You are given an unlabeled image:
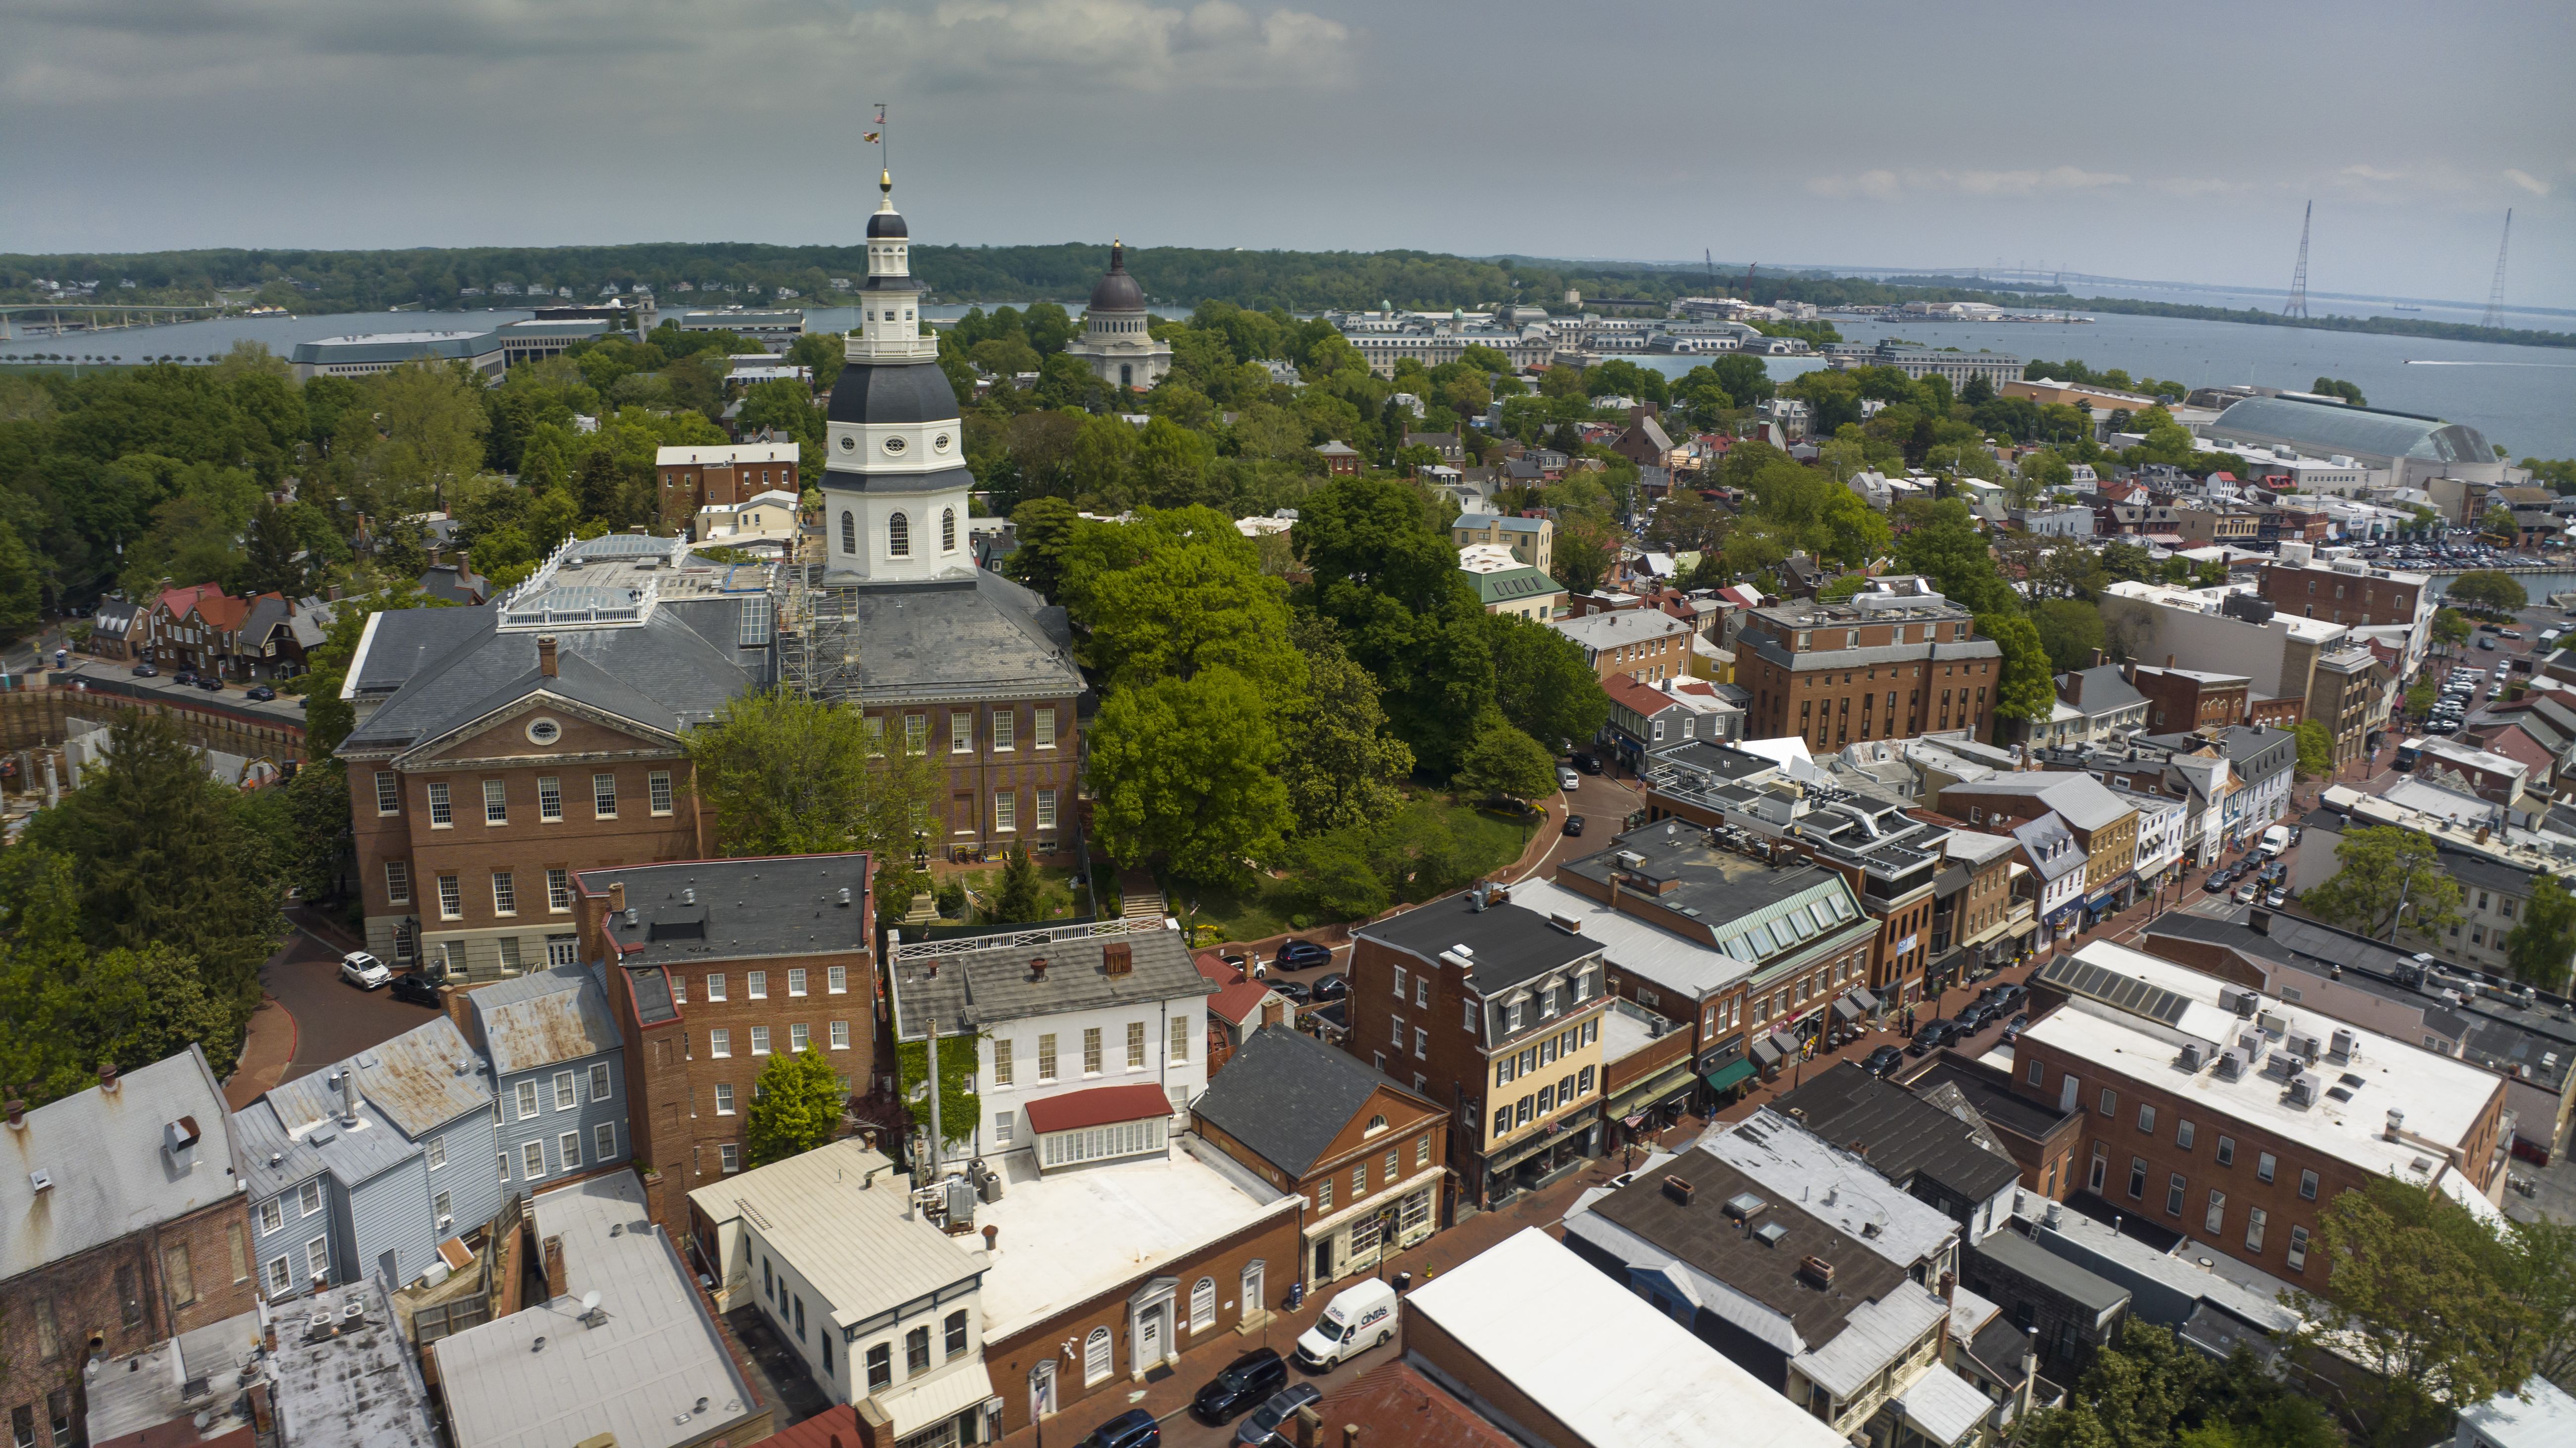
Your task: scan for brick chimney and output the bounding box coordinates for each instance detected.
[609,881,627,914]
[537,635,559,678]
[542,1234,567,1299]
[441,984,482,1050]
[97,1062,119,1094]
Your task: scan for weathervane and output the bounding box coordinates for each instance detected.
[866,103,890,192]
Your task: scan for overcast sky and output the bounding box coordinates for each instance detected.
[6,0,2570,307]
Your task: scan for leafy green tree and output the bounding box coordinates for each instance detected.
[1057,507,1302,696]
[1293,476,1498,775]
[1284,828,1394,921]
[2479,505,2521,546]
[2033,598,2108,672]
[2405,676,2436,715]
[2432,607,2474,650]
[745,1047,849,1166]
[2301,1175,2536,1445]
[25,712,285,1019]
[2294,719,2335,779]
[2503,872,2576,991]
[684,690,947,926]
[1484,613,1611,751]
[2449,571,2528,612]
[1892,498,2018,614]
[1979,610,2058,727]
[2310,377,2367,406]
[1088,668,1294,886]
[1452,714,1557,803]
[0,520,41,639]
[1645,491,1727,554]
[1281,624,1412,837]
[1003,497,1080,600]
[991,843,1044,924]
[2303,826,2463,943]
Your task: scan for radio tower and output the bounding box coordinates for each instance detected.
[2282,201,2311,318]
[2480,209,2513,329]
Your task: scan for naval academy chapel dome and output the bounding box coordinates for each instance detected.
[1087,241,1148,314]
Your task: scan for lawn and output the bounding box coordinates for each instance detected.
[938,861,1089,923]
[1171,793,1540,947]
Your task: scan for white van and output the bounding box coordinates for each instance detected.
[1292,1280,1398,1370]
[2259,825,2292,857]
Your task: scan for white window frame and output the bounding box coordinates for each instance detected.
[385,861,411,906]
[587,1062,610,1101]
[483,779,508,825]
[748,970,767,999]
[1035,707,1057,749]
[827,965,848,994]
[558,1131,582,1170]
[374,772,400,815]
[1036,789,1058,830]
[427,781,451,827]
[830,1020,850,1050]
[649,770,673,816]
[515,1080,540,1117]
[521,1141,545,1179]
[537,775,562,821]
[436,874,462,920]
[706,973,727,1002]
[304,1235,330,1284]
[591,772,617,819]
[709,1027,731,1058]
[492,871,517,915]
[260,1197,284,1233]
[720,1142,741,1173]
[751,1025,771,1056]
[788,967,807,997]
[790,1023,810,1052]
[714,1082,736,1115]
[552,1071,576,1110]
[426,1135,447,1171]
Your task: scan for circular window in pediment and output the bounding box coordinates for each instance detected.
[526,717,562,746]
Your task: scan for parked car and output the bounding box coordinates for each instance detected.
[1292,1280,1398,1371]
[2266,888,2288,908]
[1573,753,1604,775]
[1982,982,2029,1012]
[173,669,196,685]
[1905,1021,1958,1057]
[246,684,277,701]
[1955,1003,1996,1034]
[2480,637,2499,650]
[1233,1384,1325,1448]
[388,972,442,1007]
[1862,1044,1905,1078]
[1563,814,1586,836]
[1191,1348,1288,1425]
[1078,1409,1161,1448]
[1275,939,1334,971]
[1268,979,1313,1004]
[2000,1012,2030,1043]
[1558,767,1581,791]
[1308,972,1349,1002]
[195,674,224,690]
[2234,883,2261,904]
[2205,873,2234,893]
[130,663,158,677]
[339,951,393,989]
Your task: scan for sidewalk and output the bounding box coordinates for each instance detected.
[986,1153,1626,1448]
[223,994,296,1111]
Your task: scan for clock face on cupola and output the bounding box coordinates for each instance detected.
[818,169,974,583]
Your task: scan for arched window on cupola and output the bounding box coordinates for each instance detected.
[840,511,856,555]
[887,512,911,557]
[942,508,956,553]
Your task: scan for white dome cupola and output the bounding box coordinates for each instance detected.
[820,170,972,584]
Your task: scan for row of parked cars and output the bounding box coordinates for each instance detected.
[1080,1280,1403,1447]
[2210,857,2288,908]
[130,660,280,700]
[1866,980,2031,1070]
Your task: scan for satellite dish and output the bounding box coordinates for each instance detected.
[581,1291,602,1313]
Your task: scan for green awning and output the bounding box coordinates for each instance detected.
[1705,1059,1757,1091]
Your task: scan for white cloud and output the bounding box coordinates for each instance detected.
[2504,167,2551,197]
[1807,166,2127,200]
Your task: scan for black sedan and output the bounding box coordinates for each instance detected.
[1861,1044,1905,1077]
[1308,971,1350,1002]
[130,663,158,677]
[388,972,443,1007]
[1274,939,1334,971]
[195,674,225,690]
[246,684,277,702]
[1190,1348,1287,1425]
[1905,1021,1958,1057]
[1563,814,1586,836]
[1267,979,1313,1004]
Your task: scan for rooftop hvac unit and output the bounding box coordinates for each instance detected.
[2290,1072,2322,1108]
[2285,1030,2322,1062]
[2256,1008,2284,1034]
[2218,985,2260,1018]
[2180,1042,2208,1071]
[2216,1048,2249,1080]
[2329,1029,2357,1062]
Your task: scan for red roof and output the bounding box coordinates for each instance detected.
[1194,950,1241,986]
[157,581,225,619]
[1206,977,1279,1026]
[758,1407,863,1448]
[1021,1083,1175,1136]
[2481,724,2553,774]
[1602,673,1672,715]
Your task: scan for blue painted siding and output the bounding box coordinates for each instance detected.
[494,1049,628,1193]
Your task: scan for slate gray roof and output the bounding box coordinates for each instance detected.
[1772,1064,2021,1204]
[468,965,623,1075]
[2218,725,2296,784]
[2058,665,2146,717]
[840,572,1082,704]
[2010,814,2085,883]
[92,596,139,642]
[581,855,874,966]
[887,927,1211,1040]
[1190,1026,1436,1178]
[1946,772,2133,833]
[340,596,757,759]
[2,1047,239,1281]
[1354,893,1605,997]
[1969,1226,2129,1317]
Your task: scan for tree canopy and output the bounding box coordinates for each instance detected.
[2303,826,2463,944]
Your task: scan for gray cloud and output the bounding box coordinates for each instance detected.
[0,0,2566,307]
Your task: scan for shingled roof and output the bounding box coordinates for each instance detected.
[1189,1025,1437,1178]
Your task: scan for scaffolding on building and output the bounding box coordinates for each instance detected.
[772,527,862,703]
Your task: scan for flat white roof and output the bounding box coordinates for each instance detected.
[2019,942,2501,1181]
[309,330,484,345]
[2460,1379,2576,1448]
[1506,878,1751,1000]
[1699,1110,1959,1271]
[687,1139,983,1332]
[1405,1229,1847,1448]
[437,1173,755,1448]
[972,1137,1293,1337]
[654,443,798,465]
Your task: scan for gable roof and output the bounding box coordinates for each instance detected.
[1770,1063,2021,1203]
[468,965,623,1076]
[888,926,1209,1040]
[2,1048,238,1281]
[1190,1025,1438,1177]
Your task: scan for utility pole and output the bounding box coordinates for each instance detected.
[2480,210,2513,330]
[2283,202,2312,319]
